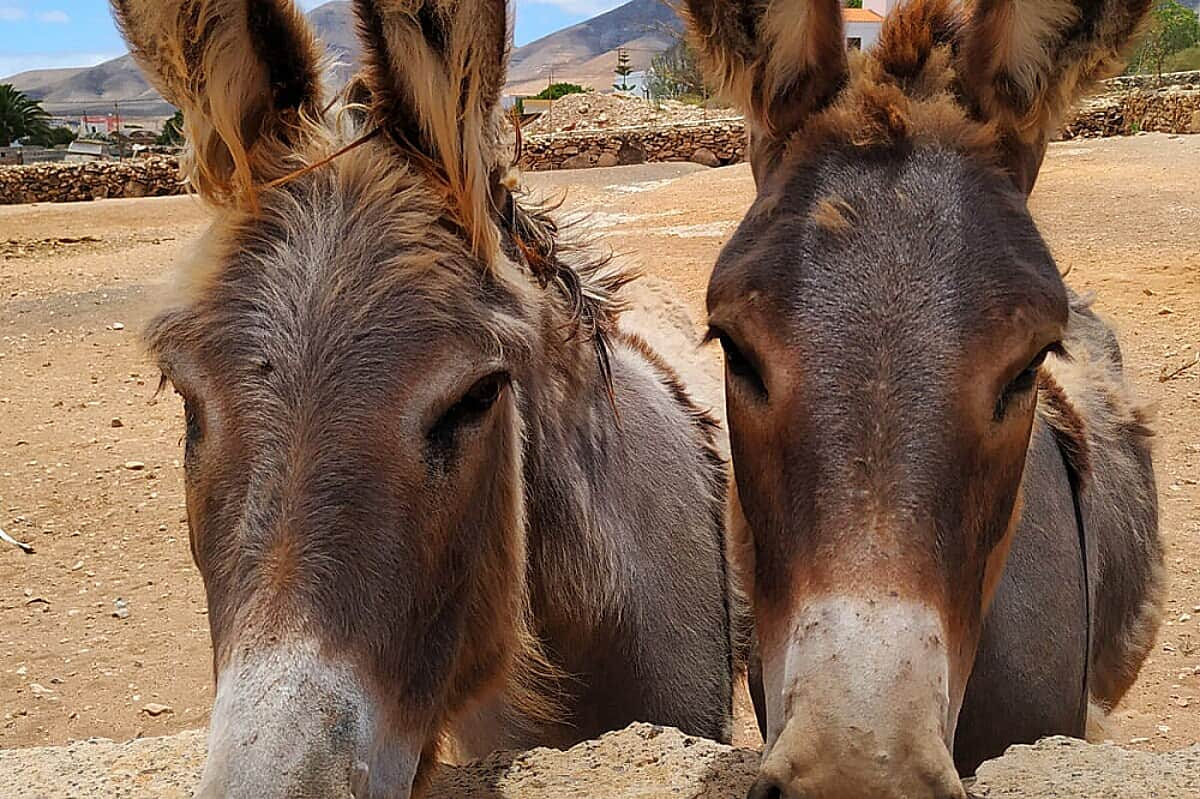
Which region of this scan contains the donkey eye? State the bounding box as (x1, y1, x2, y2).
(994, 343, 1062, 421)
(429, 371, 511, 445)
(461, 372, 508, 413)
(184, 399, 202, 443)
(709, 327, 768, 400)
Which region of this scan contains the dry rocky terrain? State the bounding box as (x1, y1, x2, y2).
(523, 92, 732, 134)
(0, 134, 1198, 793)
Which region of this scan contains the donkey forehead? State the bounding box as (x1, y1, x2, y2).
(151, 177, 533, 386)
(709, 145, 1068, 340)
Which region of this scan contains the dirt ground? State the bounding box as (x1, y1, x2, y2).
(1, 133, 1197, 754)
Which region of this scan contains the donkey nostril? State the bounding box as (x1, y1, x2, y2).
(746, 776, 786, 799)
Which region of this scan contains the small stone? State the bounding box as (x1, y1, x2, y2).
(1179, 613, 1192, 623)
(123, 461, 145, 471)
(110, 418, 123, 428)
(29, 683, 52, 696)
(113, 599, 130, 620)
(142, 703, 173, 717)
(1157, 307, 1174, 315)
(70, 561, 83, 571)
(690, 147, 721, 168)
(110, 322, 125, 331)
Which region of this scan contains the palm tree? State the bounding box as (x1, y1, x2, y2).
(0, 84, 52, 147)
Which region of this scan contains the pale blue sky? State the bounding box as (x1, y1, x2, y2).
(0, 1, 626, 78)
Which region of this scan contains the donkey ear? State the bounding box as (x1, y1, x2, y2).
(352, 0, 510, 257)
(960, 0, 1152, 192)
(682, 0, 848, 139)
(110, 0, 325, 206)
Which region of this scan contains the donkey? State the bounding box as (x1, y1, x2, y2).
(682, 1, 1165, 797)
(112, 1, 737, 796)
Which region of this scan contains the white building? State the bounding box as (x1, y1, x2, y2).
(845, 0, 903, 51)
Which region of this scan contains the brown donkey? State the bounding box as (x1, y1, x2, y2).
(683, 0, 1165, 797)
(112, 1, 737, 797)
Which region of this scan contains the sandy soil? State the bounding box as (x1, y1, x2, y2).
(1, 134, 1197, 753)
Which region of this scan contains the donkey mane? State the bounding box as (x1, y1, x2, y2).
(782, 0, 1000, 167)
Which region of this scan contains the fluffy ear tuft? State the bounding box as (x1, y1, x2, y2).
(682, 0, 849, 140)
(961, 0, 1152, 151)
(353, 0, 510, 259)
(110, 0, 325, 206)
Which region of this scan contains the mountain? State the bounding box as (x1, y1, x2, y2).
(1, 66, 86, 96)
(2, 1, 361, 119)
(2, 0, 681, 119)
(507, 0, 681, 94)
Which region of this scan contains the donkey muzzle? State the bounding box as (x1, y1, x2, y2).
(755, 596, 966, 799)
(194, 640, 422, 799)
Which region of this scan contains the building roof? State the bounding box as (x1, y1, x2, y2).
(844, 8, 885, 23)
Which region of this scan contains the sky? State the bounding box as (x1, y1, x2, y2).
(0, 1, 628, 79)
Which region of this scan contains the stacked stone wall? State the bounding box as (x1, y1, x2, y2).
(0, 157, 183, 206)
(1, 86, 1199, 204)
(519, 118, 746, 171)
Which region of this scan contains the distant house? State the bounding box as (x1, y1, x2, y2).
(846, 0, 900, 50)
(79, 115, 120, 136)
(65, 140, 109, 163)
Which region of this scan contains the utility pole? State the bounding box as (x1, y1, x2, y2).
(113, 101, 124, 160)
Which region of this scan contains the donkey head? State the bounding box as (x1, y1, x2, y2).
(685, 1, 1150, 797)
(115, 1, 547, 797)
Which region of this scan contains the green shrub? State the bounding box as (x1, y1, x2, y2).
(535, 83, 587, 101)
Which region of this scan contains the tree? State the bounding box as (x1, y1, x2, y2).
(845, 0, 863, 8)
(23, 125, 76, 147)
(613, 47, 635, 92)
(1128, 0, 1200, 79)
(535, 82, 587, 101)
(0, 84, 51, 147)
(158, 110, 185, 145)
(648, 38, 707, 100)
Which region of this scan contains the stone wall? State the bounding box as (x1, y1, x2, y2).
(521, 89, 1200, 170)
(0, 156, 183, 205)
(1, 723, 1197, 799)
(520, 118, 746, 171)
(1064, 88, 1200, 139)
(1102, 70, 1200, 93)
(1, 87, 1198, 204)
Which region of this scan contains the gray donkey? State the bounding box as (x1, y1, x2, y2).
(682, 0, 1165, 797)
(112, 1, 737, 797)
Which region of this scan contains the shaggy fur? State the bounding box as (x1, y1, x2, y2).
(686, 0, 1164, 787)
(962, 0, 1154, 142)
(353, 0, 510, 258)
(111, 0, 327, 206)
(118, 1, 738, 795)
(684, 0, 849, 136)
(1043, 294, 1164, 712)
(686, 0, 1153, 194)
